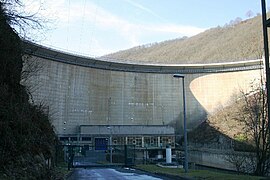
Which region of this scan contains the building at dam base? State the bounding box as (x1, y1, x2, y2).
(22, 41, 263, 154)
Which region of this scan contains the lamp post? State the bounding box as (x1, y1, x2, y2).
(107, 126, 113, 164)
(173, 74, 188, 173)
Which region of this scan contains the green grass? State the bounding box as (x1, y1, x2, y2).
(135, 165, 266, 180)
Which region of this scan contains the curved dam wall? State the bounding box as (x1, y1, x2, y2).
(22, 41, 263, 136)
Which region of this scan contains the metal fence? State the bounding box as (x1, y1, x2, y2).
(55, 145, 136, 169)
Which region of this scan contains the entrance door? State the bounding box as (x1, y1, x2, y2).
(95, 138, 108, 150)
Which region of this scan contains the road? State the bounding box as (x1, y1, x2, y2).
(67, 167, 174, 180)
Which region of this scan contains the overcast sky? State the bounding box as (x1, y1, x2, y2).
(21, 0, 265, 57)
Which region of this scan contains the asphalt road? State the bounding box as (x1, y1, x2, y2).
(67, 167, 174, 180)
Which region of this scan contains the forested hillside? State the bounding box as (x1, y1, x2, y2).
(104, 15, 263, 64)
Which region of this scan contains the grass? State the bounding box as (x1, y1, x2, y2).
(135, 164, 266, 180)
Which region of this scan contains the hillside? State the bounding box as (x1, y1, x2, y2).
(188, 94, 255, 152)
(104, 15, 263, 64)
(0, 3, 60, 179)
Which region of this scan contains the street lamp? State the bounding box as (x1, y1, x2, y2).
(173, 74, 188, 173)
(107, 126, 113, 164)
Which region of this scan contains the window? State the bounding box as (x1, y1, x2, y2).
(82, 137, 92, 141)
(150, 137, 158, 147)
(144, 137, 150, 147)
(127, 137, 135, 145)
(135, 137, 142, 147)
(70, 137, 78, 141)
(160, 136, 175, 147)
(127, 137, 142, 147)
(113, 137, 125, 145)
(59, 137, 69, 141)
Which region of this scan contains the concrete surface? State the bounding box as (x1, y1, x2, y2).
(22, 41, 263, 137)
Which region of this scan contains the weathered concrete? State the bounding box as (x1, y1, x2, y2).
(189, 149, 235, 170)
(189, 148, 256, 173)
(190, 70, 262, 113)
(21, 41, 263, 137)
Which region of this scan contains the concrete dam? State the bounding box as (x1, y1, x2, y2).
(22, 41, 263, 149)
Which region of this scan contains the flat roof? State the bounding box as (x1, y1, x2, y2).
(80, 125, 175, 135)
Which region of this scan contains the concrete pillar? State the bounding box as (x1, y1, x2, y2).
(143, 150, 147, 164)
(166, 145, 172, 164)
(125, 137, 128, 145)
(144, 150, 149, 160)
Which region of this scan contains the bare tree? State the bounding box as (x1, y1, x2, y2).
(246, 10, 254, 18)
(229, 17, 242, 27)
(0, 0, 47, 40)
(0, 2, 57, 178)
(225, 151, 256, 174)
(234, 76, 270, 176)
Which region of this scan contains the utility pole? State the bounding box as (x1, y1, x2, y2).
(261, 0, 270, 127)
(173, 74, 188, 173)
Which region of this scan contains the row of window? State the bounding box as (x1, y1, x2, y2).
(59, 136, 91, 141)
(59, 136, 175, 147)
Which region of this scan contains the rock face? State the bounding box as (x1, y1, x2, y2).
(0, 3, 58, 179)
